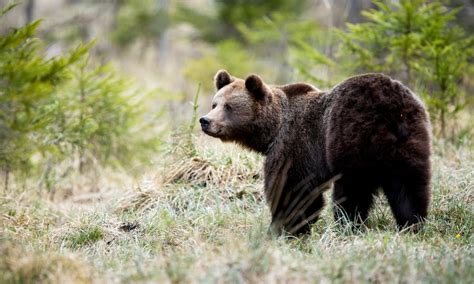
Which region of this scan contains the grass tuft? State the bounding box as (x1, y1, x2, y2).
(68, 225, 105, 248)
(0, 240, 95, 284)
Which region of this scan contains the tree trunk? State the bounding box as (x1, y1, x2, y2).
(440, 109, 446, 138)
(43, 159, 55, 197)
(4, 166, 10, 191)
(403, 9, 412, 86)
(79, 150, 85, 174)
(79, 65, 86, 174)
(324, 0, 334, 87)
(25, 0, 35, 24)
(112, 0, 124, 29)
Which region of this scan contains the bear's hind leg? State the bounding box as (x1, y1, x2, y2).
(332, 174, 378, 226)
(382, 168, 430, 231)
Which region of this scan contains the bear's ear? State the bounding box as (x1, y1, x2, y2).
(214, 69, 233, 90)
(245, 74, 266, 100)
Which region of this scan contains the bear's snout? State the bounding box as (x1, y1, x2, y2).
(199, 116, 211, 130)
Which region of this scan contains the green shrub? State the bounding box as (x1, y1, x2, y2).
(337, 0, 474, 137)
(0, 4, 87, 189)
(0, 4, 161, 190)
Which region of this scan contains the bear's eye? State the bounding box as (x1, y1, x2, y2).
(224, 104, 232, 111)
(212, 103, 217, 109)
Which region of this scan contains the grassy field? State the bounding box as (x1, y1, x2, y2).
(1, 136, 473, 283)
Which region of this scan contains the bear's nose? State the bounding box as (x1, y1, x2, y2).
(199, 116, 210, 129)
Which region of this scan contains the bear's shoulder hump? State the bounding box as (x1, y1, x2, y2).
(278, 83, 320, 96)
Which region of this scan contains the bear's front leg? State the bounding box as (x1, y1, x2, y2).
(264, 157, 327, 236)
(269, 189, 325, 236)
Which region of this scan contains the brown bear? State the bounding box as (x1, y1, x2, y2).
(200, 70, 431, 235)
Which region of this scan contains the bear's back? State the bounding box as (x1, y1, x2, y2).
(328, 73, 426, 117)
(325, 73, 430, 171)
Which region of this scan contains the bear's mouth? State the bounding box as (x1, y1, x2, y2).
(202, 128, 222, 137)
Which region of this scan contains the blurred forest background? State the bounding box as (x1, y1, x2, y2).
(1, 0, 473, 191)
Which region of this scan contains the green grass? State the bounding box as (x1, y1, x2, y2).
(0, 138, 473, 283)
(67, 225, 105, 248)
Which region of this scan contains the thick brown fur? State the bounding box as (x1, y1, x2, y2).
(200, 70, 431, 235)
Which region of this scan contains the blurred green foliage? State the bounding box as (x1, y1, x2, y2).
(112, 0, 170, 48)
(183, 40, 255, 91)
(176, 0, 307, 43)
(239, 14, 335, 86)
(178, 0, 321, 87)
(0, 4, 161, 190)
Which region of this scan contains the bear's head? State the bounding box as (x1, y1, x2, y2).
(200, 70, 282, 153)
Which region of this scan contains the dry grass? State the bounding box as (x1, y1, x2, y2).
(1, 134, 473, 283)
(163, 156, 260, 187)
(0, 241, 95, 284)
